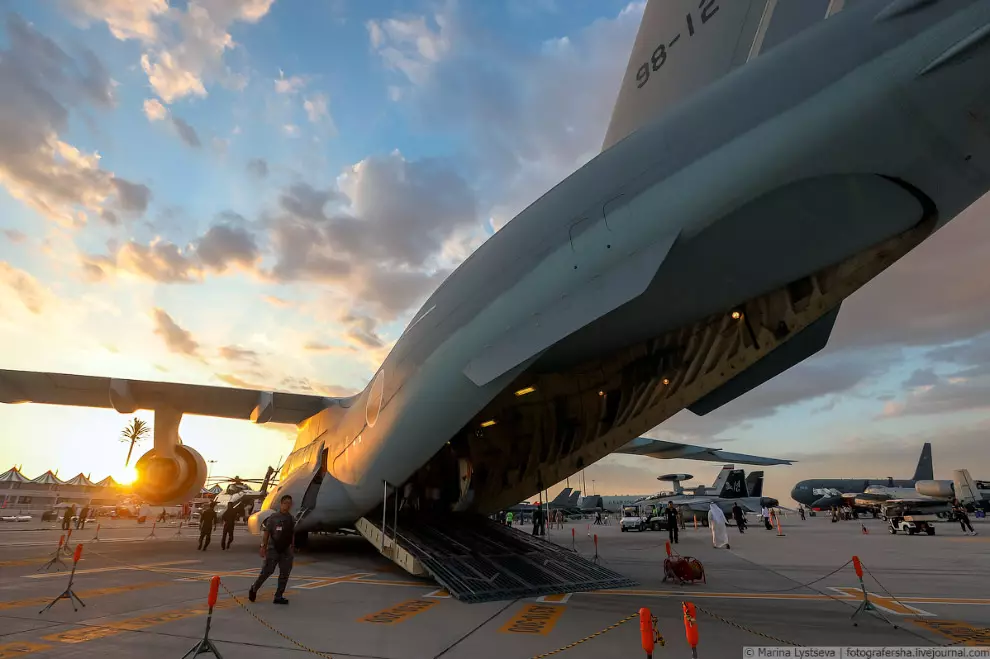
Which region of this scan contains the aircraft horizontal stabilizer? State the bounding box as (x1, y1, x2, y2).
(615, 437, 794, 466)
(688, 305, 841, 417)
(0, 369, 343, 425)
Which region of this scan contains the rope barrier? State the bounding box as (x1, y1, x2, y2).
(527, 612, 638, 659)
(694, 603, 801, 646)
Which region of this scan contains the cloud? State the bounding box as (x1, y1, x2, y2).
(275, 70, 306, 94)
(882, 373, 990, 419)
(246, 158, 268, 179)
(369, 3, 644, 232)
(3, 230, 27, 244)
(194, 222, 260, 273)
(262, 295, 291, 308)
(170, 116, 201, 148)
(81, 0, 275, 103)
(0, 14, 146, 226)
(66, 0, 168, 42)
(111, 178, 152, 214)
(218, 345, 259, 364)
(282, 124, 300, 137)
(0, 262, 48, 314)
(152, 308, 200, 356)
(143, 99, 202, 148)
(82, 214, 260, 282)
(367, 12, 452, 86)
(303, 93, 332, 126)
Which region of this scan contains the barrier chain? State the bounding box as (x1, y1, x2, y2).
(527, 612, 638, 659)
(693, 602, 800, 646)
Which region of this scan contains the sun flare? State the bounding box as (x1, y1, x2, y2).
(115, 465, 137, 485)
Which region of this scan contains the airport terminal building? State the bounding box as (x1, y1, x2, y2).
(0, 467, 124, 516)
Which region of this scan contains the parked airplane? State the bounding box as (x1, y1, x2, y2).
(3, 0, 990, 599)
(845, 469, 990, 512)
(636, 467, 778, 516)
(791, 443, 934, 509)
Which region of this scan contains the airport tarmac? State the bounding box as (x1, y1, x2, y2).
(0, 515, 988, 658)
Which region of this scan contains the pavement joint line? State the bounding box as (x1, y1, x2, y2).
(579, 588, 990, 609)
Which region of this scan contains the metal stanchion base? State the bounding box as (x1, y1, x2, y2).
(850, 599, 898, 629)
(38, 552, 66, 572)
(39, 589, 85, 614)
(181, 637, 223, 658)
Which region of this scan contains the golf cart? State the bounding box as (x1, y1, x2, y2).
(884, 500, 947, 536)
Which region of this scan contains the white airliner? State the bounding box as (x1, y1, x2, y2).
(3, 0, 990, 592)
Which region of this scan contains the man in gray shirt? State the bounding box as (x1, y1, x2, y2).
(248, 494, 295, 604)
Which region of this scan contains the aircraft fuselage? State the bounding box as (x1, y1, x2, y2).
(256, 1, 990, 533)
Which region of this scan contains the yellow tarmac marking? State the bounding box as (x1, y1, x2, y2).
(0, 581, 168, 611)
(586, 588, 990, 609)
(830, 588, 933, 616)
(40, 588, 287, 645)
(536, 593, 571, 604)
(913, 619, 990, 646)
(500, 604, 566, 635)
(0, 641, 51, 657)
(25, 560, 200, 579)
(425, 588, 451, 598)
(0, 558, 47, 568)
(359, 598, 439, 625)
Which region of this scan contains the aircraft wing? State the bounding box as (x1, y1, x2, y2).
(0, 369, 337, 425)
(615, 437, 794, 466)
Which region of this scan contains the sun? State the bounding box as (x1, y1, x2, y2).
(114, 465, 137, 485)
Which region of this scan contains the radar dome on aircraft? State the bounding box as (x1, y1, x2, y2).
(658, 474, 693, 482)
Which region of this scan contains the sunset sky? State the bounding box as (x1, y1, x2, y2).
(2, 0, 990, 505)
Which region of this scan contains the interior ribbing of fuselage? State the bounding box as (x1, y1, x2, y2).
(403, 215, 937, 516)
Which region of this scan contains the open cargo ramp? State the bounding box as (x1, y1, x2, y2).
(356, 513, 637, 603)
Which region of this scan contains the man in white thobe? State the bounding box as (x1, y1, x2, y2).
(708, 502, 730, 549)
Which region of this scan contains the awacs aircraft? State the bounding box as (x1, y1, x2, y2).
(3, 0, 990, 600)
(791, 443, 934, 508)
(636, 467, 778, 515)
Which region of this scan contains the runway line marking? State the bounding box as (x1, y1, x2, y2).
(535, 593, 572, 604)
(500, 604, 567, 635)
(358, 598, 439, 625)
(424, 588, 451, 599)
(913, 619, 990, 646)
(829, 588, 934, 616)
(294, 572, 373, 589)
(0, 641, 51, 658)
(0, 581, 169, 611)
(25, 560, 200, 579)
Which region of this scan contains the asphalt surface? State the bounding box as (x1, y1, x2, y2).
(0, 513, 988, 657)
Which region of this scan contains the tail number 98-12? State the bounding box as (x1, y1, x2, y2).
(636, 0, 720, 90)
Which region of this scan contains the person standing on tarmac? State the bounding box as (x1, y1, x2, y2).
(249, 494, 295, 605)
(665, 502, 679, 544)
(198, 502, 217, 551)
(731, 503, 746, 533)
(220, 503, 238, 550)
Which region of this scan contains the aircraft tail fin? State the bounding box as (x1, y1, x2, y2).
(710, 465, 735, 493)
(551, 488, 573, 506)
(567, 490, 581, 507)
(719, 469, 747, 499)
(912, 443, 933, 481)
(745, 471, 764, 498)
(953, 470, 979, 505)
(602, 0, 847, 152)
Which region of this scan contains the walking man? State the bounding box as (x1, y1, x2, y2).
(249, 495, 295, 605)
(220, 503, 238, 550)
(731, 502, 746, 533)
(198, 502, 217, 551)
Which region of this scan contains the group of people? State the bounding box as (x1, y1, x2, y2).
(194, 501, 244, 551)
(60, 505, 91, 530)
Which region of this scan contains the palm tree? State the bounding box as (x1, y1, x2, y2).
(120, 418, 150, 467)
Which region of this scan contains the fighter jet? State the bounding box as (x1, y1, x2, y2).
(3, 0, 990, 595)
(636, 467, 778, 516)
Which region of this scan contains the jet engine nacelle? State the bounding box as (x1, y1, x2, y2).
(133, 445, 208, 505)
(915, 480, 953, 499)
